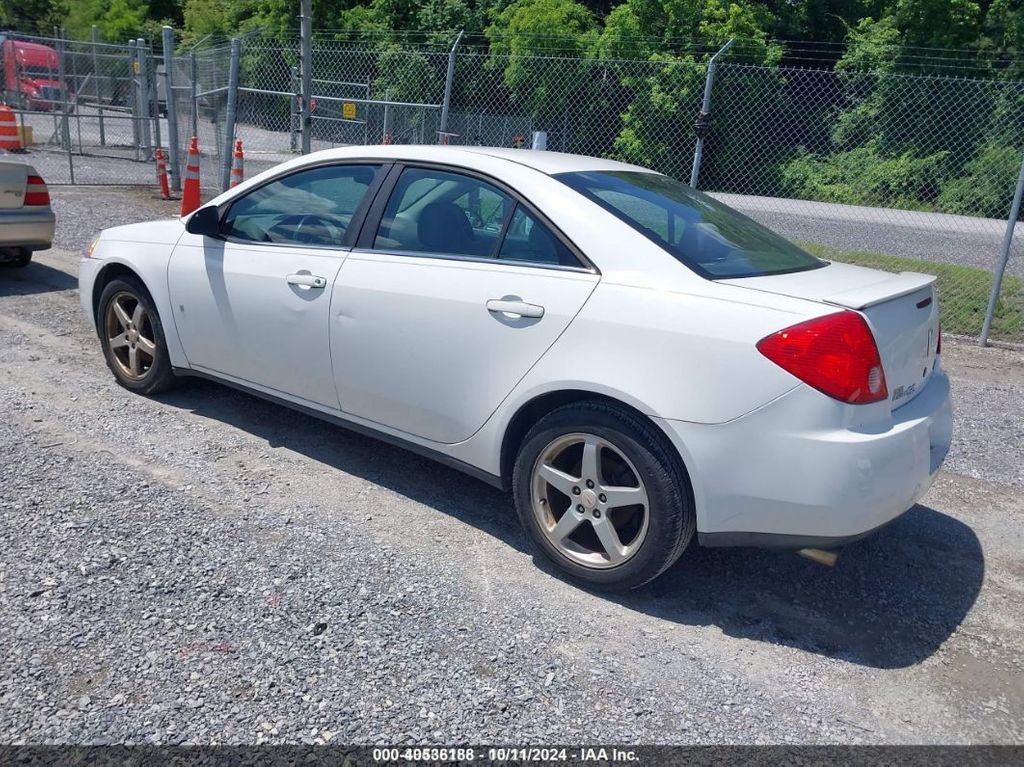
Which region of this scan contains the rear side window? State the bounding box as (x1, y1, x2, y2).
(556, 170, 824, 279)
(373, 167, 512, 258)
(498, 206, 578, 267)
(223, 164, 380, 247)
(371, 166, 581, 268)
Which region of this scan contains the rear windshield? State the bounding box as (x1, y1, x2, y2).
(555, 170, 824, 279)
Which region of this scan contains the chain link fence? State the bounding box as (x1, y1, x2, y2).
(1, 29, 1020, 344)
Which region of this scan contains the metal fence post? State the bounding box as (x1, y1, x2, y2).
(290, 65, 299, 152)
(300, 0, 312, 154)
(190, 51, 198, 139)
(56, 31, 74, 183)
(162, 26, 182, 192)
(91, 26, 105, 146)
(221, 38, 241, 191)
(146, 42, 162, 155)
(439, 30, 464, 144)
(690, 38, 734, 189)
(128, 39, 140, 158)
(980, 152, 1024, 346)
(135, 39, 153, 155)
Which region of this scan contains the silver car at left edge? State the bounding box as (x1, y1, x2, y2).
(0, 156, 54, 267)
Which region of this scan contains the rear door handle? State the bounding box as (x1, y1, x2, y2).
(286, 273, 327, 289)
(486, 299, 544, 319)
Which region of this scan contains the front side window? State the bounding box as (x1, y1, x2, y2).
(223, 164, 380, 247)
(556, 170, 824, 278)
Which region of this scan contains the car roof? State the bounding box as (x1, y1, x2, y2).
(310, 144, 656, 177)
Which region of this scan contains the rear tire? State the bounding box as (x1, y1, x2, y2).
(97, 276, 177, 395)
(0, 248, 32, 267)
(512, 400, 695, 591)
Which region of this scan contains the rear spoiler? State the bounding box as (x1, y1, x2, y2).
(823, 271, 936, 310)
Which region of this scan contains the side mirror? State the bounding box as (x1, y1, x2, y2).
(186, 205, 221, 237)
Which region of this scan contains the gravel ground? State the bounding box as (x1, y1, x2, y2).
(0, 187, 1022, 745)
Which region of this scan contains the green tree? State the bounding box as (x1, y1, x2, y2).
(486, 0, 599, 125)
(602, 1, 781, 181)
(0, 0, 63, 35)
(64, 0, 148, 41)
(895, 0, 981, 50)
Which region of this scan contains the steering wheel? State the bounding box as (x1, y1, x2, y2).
(267, 213, 343, 245)
(464, 209, 484, 229)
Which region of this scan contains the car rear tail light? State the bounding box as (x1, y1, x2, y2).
(757, 311, 888, 405)
(24, 175, 50, 206)
(936, 321, 942, 355)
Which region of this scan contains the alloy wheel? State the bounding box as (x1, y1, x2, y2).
(530, 432, 650, 569)
(104, 291, 157, 380)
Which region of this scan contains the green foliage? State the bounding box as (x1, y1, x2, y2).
(781, 144, 950, 210)
(63, 0, 148, 41)
(374, 44, 442, 102)
(487, 0, 598, 122)
(0, 0, 64, 35)
(836, 15, 901, 74)
(612, 54, 702, 168)
(939, 142, 1023, 218)
(895, 0, 981, 50)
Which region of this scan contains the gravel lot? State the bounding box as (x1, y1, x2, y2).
(1, 187, 1022, 745)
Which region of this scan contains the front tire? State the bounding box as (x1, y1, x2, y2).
(512, 401, 695, 590)
(97, 277, 176, 395)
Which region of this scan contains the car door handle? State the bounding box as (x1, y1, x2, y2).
(486, 299, 545, 319)
(286, 273, 327, 289)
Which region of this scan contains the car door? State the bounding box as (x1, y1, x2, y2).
(167, 162, 384, 409)
(331, 164, 600, 444)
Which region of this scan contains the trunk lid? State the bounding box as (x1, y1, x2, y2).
(724, 262, 940, 410)
(0, 160, 28, 210)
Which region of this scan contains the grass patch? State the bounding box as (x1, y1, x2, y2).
(798, 242, 1024, 342)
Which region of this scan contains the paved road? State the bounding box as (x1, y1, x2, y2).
(0, 187, 1021, 745)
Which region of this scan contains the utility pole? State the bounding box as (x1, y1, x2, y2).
(300, 0, 312, 154)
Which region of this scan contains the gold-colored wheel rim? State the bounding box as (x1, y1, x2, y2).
(530, 432, 650, 569)
(104, 291, 157, 380)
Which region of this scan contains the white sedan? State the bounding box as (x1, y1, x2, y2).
(79, 146, 952, 589)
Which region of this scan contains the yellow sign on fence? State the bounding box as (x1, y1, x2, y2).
(342, 102, 357, 120)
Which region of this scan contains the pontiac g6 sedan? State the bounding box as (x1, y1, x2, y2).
(79, 146, 952, 589)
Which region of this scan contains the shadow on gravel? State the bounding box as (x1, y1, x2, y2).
(0, 260, 77, 295)
(622, 505, 984, 669)
(159, 378, 984, 671)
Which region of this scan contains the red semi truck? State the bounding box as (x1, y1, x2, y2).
(0, 36, 68, 111)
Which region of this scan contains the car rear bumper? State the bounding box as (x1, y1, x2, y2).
(0, 208, 55, 251)
(656, 365, 953, 546)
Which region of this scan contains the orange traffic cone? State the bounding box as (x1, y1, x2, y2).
(155, 147, 171, 200)
(229, 139, 244, 188)
(0, 104, 22, 151)
(180, 136, 201, 216)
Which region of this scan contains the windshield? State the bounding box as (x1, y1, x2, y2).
(555, 170, 824, 279)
